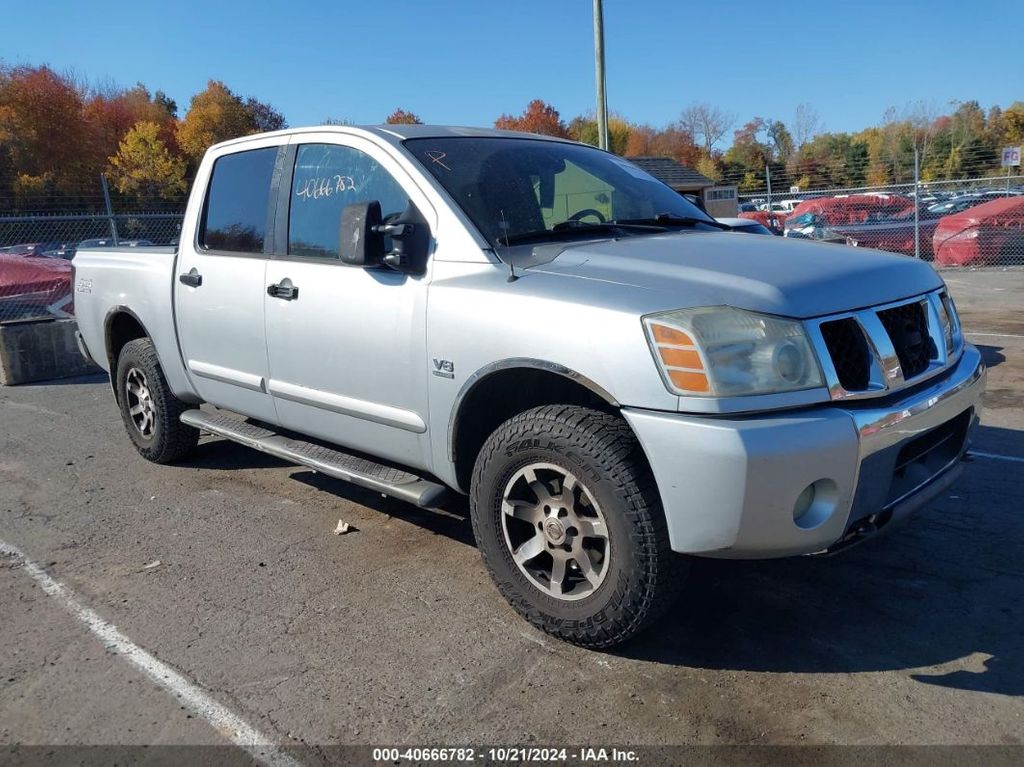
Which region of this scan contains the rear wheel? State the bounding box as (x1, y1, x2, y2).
(115, 338, 198, 463)
(470, 405, 686, 648)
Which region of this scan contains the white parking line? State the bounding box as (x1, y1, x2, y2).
(965, 331, 1024, 339)
(970, 451, 1024, 464)
(0, 539, 302, 767)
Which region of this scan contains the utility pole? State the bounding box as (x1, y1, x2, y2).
(593, 0, 609, 151)
(913, 146, 921, 259)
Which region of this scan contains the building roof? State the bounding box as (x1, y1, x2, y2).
(627, 156, 715, 190)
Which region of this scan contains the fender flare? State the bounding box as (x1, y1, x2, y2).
(446, 357, 620, 461)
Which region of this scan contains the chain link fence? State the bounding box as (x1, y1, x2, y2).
(0, 176, 184, 323)
(738, 176, 1024, 267)
(727, 143, 1024, 269)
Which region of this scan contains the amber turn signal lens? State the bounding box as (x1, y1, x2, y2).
(658, 347, 702, 369)
(651, 324, 695, 347)
(667, 369, 710, 392)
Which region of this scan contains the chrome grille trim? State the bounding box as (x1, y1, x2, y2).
(806, 289, 964, 401)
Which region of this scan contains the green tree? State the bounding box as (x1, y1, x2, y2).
(567, 113, 633, 155)
(767, 120, 795, 164)
(108, 120, 187, 203)
(244, 97, 287, 132)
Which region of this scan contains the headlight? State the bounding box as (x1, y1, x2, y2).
(643, 307, 824, 397)
(937, 290, 962, 356)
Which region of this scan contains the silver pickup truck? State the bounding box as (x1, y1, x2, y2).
(72, 125, 985, 647)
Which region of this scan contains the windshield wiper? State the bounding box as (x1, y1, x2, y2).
(500, 220, 660, 246)
(613, 213, 730, 230)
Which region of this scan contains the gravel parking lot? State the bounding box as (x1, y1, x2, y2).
(1, 269, 1022, 758)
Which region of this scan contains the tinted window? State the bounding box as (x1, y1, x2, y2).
(288, 144, 409, 259)
(201, 147, 278, 253)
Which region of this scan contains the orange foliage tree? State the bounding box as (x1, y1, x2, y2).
(495, 99, 569, 138)
(385, 108, 422, 125)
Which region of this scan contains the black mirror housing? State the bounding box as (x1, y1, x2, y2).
(377, 200, 431, 276)
(339, 201, 384, 266)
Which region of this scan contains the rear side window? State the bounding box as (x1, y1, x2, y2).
(200, 147, 278, 253)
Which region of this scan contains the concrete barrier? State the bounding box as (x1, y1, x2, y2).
(0, 318, 102, 385)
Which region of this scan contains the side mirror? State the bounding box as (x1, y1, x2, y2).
(339, 201, 385, 266)
(375, 200, 430, 275)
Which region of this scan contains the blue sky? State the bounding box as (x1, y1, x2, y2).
(3, 0, 1021, 144)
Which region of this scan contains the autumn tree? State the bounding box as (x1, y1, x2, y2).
(0, 65, 87, 194)
(82, 83, 177, 182)
(999, 102, 1024, 144)
(494, 99, 569, 138)
(177, 80, 257, 163)
(385, 108, 422, 125)
(622, 123, 701, 168)
(108, 120, 187, 202)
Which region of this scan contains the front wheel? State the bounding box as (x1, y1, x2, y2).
(470, 405, 686, 648)
(115, 338, 198, 463)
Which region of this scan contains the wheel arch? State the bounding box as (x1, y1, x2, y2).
(448, 359, 621, 493)
(103, 306, 155, 399)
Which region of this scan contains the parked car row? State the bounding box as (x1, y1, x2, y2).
(0, 238, 154, 262)
(765, 191, 1024, 265)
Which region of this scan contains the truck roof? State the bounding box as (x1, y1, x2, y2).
(209, 124, 576, 153)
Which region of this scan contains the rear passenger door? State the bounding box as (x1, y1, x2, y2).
(175, 142, 283, 423)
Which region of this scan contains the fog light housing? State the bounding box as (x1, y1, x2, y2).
(793, 484, 815, 520)
(793, 479, 839, 530)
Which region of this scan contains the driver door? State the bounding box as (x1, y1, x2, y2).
(262, 135, 436, 471)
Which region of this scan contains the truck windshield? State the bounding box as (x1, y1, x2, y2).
(404, 137, 718, 247)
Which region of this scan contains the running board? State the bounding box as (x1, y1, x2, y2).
(180, 410, 449, 508)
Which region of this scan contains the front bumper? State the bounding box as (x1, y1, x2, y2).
(623, 344, 986, 558)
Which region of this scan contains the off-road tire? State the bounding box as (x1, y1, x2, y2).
(115, 338, 198, 463)
(470, 405, 687, 648)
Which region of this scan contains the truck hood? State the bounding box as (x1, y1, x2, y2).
(525, 231, 943, 319)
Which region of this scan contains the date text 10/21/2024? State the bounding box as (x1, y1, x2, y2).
(370, 747, 640, 763)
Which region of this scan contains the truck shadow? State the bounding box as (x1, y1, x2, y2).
(617, 424, 1024, 698)
(976, 343, 1006, 368)
(181, 423, 1022, 697)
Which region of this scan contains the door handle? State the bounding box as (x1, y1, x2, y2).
(179, 268, 202, 288)
(267, 281, 299, 300)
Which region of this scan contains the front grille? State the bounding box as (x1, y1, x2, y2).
(877, 301, 936, 380)
(820, 318, 871, 391)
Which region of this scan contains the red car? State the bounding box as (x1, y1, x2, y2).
(0, 253, 74, 316)
(932, 196, 1024, 266)
(786, 193, 912, 225)
(738, 210, 786, 234)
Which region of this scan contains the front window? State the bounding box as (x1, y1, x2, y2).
(288, 144, 410, 260)
(404, 137, 717, 246)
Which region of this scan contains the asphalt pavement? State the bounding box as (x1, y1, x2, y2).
(1, 269, 1022, 758)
